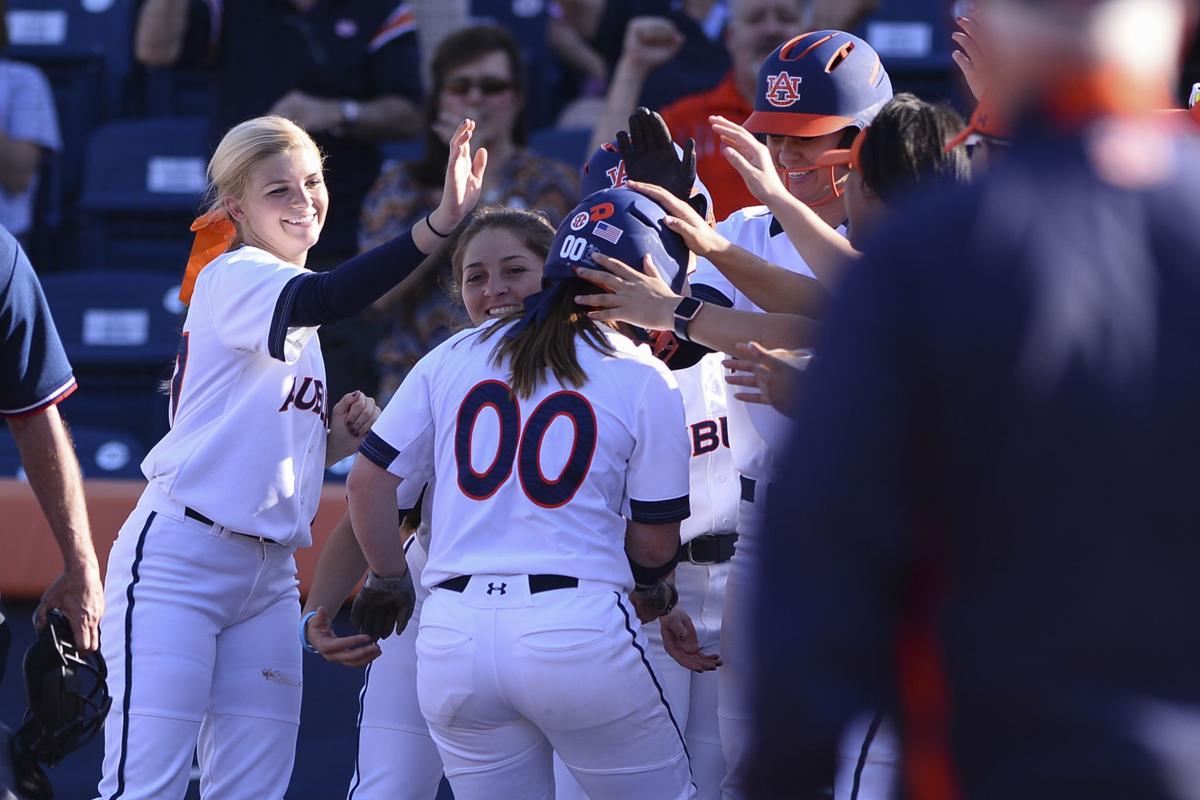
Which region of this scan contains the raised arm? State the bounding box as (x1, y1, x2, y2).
(629, 180, 832, 316)
(134, 0, 192, 67)
(573, 252, 818, 353)
(285, 119, 486, 328)
(708, 117, 860, 289)
(585, 18, 684, 154)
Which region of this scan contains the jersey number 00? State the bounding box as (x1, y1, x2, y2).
(455, 380, 597, 509)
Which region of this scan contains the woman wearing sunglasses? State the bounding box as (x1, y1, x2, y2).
(358, 24, 580, 404)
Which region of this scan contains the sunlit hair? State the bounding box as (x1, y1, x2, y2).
(450, 206, 555, 298)
(201, 115, 324, 241)
(859, 93, 970, 205)
(478, 278, 616, 399)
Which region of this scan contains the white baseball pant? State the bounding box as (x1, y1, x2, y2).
(554, 560, 728, 799)
(95, 484, 301, 800)
(416, 576, 696, 800)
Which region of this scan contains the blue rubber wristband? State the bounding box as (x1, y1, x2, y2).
(299, 610, 320, 654)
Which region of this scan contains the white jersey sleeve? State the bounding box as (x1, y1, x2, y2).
(200, 246, 318, 364)
(688, 206, 774, 308)
(625, 361, 691, 524)
(359, 349, 437, 481)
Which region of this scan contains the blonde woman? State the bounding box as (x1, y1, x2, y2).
(94, 115, 485, 800)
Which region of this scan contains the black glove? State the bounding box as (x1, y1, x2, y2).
(350, 570, 416, 641)
(617, 107, 697, 202)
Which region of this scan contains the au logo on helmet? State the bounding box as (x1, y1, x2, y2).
(765, 71, 803, 108)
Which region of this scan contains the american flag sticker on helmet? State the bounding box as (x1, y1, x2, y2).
(593, 221, 623, 244)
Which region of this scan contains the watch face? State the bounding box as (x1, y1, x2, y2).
(676, 296, 702, 320)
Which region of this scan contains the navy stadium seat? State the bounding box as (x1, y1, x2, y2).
(6, 0, 137, 195)
(39, 270, 185, 449)
(859, 0, 960, 103)
(138, 66, 214, 118)
(528, 127, 590, 172)
(78, 117, 208, 271)
(0, 426, 146, 480)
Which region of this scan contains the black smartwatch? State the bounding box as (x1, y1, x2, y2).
(672, 296, 703, 341)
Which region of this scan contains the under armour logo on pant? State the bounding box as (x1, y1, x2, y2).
(487, 582, 507, 595)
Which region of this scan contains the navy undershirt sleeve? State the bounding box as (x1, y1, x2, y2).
(285, 227, 428, 328)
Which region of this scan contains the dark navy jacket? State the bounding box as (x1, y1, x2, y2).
(750, 120, 1200, 799)
(0, 226, 74, 417)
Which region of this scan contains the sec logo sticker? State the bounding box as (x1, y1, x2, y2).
(569, 211, 590, 231)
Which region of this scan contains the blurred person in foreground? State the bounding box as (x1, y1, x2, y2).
(749, 0, 1200, 798)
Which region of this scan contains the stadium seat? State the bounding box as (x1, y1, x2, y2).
(860, 0, 955, 72)
(138, 66, 214, 118)
(6, 0, 137, 195)
(39, 270, 185, 449)
(529, 127, 590, 172)
(379, 138, 423, 170)
(0, 426, 146, 480)
(78, 117, 209, 271)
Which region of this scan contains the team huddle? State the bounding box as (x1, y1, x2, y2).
(79, 24, 947, 800)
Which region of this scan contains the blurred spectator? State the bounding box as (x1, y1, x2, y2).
(575, 0, 732, 112)
(587, 0, 800, 219)
(408, 0, 469, 85)
(358, 24, 579, 402)
(0, 6, 61, 243)
(134, 0, 423, 261)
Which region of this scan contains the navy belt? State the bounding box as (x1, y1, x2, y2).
(185, 506, 276, 545)
(436, 574, 579, 594)
(679, 533, 738, 565)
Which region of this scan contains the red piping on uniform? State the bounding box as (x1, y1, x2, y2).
(897, 517, 962, 800)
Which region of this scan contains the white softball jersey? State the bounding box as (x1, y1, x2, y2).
(690, 206, 829, 482)
(142, 246, 328, 547)
(360, 320, 692, 590)
(678, 352, 738, 543)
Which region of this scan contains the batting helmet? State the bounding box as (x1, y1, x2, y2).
(744, 30, 893, 207)
(546, 187, 691, 294)
(580, 140, 715, 225)
(508, 187, 692, 340)
(12, 611, 111, 770)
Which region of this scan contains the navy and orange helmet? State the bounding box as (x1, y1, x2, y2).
(745, 30, 892, 207)
(746, 30, 892, 137)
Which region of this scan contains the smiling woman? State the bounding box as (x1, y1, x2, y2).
(91, 113, 488, 800)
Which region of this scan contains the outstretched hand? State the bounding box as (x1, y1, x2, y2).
(660, 607, 720, 672)
(628, 179, 727, 258)
(709, 115, 789, 208)
(573, 252, 680, 331)
(306, 607, 382, 668)
(430, 118, 487, 235)
(617, 107, 696, 202)
(723, 342, 811, 416)
(951, 13, 990, 102)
